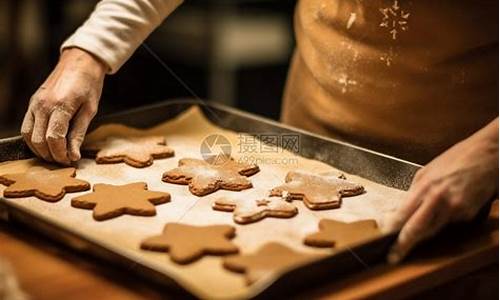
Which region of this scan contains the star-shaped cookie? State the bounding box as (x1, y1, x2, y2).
(140, 223, 239, 264)
(83, 136, 175, 168)
(71, 182, 170, 221)
(0, 167, 90, 202)
(270, 171, 364, 210)
(162, 157, 259, 196)
(213, 196, 298, 224)
(223, 242, 321, 285)
(304, 219, 381, 248)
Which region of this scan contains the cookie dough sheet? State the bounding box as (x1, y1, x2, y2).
(0, 106, 407, 299)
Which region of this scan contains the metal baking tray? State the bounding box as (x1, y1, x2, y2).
(0, 99, 421, 299)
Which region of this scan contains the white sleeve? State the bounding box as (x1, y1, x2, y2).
(61, 0, 183, 74)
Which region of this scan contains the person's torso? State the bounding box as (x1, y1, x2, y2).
(282, 0, 498, 164)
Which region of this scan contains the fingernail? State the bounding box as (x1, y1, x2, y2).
(69, 151, 81, 162)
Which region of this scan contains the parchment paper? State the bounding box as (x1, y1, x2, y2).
(0, 106, 407, 299)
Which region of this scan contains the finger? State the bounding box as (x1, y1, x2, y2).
(382, 182, 430, 233)
(46, 107, 72, 165)
(31, 111, 53, 161)
(20, 110, 36, 155)
(67, 103, 96, 162)
(388, 187, 450, 264)
(411, 168, 425, 185)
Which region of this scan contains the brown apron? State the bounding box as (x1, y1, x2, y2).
(281, 0, 498, 164)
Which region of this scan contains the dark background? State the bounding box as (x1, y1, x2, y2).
(0, 0, 297, 138)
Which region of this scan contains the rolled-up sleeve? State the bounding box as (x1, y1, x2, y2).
(61, 0, 183, 74)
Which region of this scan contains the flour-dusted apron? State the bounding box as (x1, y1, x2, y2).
(282, 0, 498, 164)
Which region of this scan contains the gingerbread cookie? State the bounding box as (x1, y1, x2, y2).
(162, 157, 259, 196)
(270, 171, 364, 210)
(83, 136, 174, 168)
(0, 167, 90, 202)
(304, 219, 381, 248)
(223, 242, 321, 285)
(141, 223, 239, 264)
(71, 182, 170, 221)
(213, 196, 298, 224)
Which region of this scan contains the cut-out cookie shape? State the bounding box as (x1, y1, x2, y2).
(162, 157, 259, 196)
(270, 171, 364, 210)
(141, 223, 239, 264)
(223, 242, 321, 285)
(304, 219, 381, 248)
(83, 136, 175, 168)
(71, 182, 170, 221)
(213, 196, 298, 224)
(0, 167, 90, 202)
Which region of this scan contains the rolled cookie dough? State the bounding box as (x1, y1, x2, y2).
(213, 196, 298, 224)
(0, 167, 90, 202)
(223, 242, 321, 285)
(71, 182, 170, 221)
(304, 219, 381, 248)
(141, 223, 239, 264)
(162, 157, 259, 196)
(83, 136, 174, 168)
(270, 171, 364, 210)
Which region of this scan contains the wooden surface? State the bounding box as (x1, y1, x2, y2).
(0, 202, 497, 300)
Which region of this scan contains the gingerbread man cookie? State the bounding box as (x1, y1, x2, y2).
(83, 136, 174, 168)
(304, 219, 381, 248)
(223, 242, 321, 285)
(71, 182, 170, 221)
(213, 196, 298, 224)
(141, 223, 239, 264)
(270, 171, 364, 210)
(162, 157, 259, 196)
(0, 167, 90, 202)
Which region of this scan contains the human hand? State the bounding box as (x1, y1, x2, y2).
(384, 119, 499, 263)
(21, 48, 106, 165)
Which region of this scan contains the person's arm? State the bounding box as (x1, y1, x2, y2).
(21, 0, 183, 165)
(62, 0, 183, 74)
(384, 118, 499, 263)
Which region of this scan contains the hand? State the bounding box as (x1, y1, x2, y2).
(21, 48, 107, 165)
(384, 119, 499, 263)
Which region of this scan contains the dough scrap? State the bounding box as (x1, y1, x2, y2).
(0, 167, 90, 202)
(141, 223, 239, 264)
(270, 171, 364, 210)
(71, 182, 170, 221)
(162, 157, 259, 196)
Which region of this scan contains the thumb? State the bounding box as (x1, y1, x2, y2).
(67, 103, 97, 161)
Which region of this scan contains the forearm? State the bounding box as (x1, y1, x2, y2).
(475, 118, 499, 182)
(469, 118, 499, 150)
(61, 0, 183, 74)
(461, 118, 498, 174)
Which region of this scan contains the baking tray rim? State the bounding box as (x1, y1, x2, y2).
(97, 98, 423, 168)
